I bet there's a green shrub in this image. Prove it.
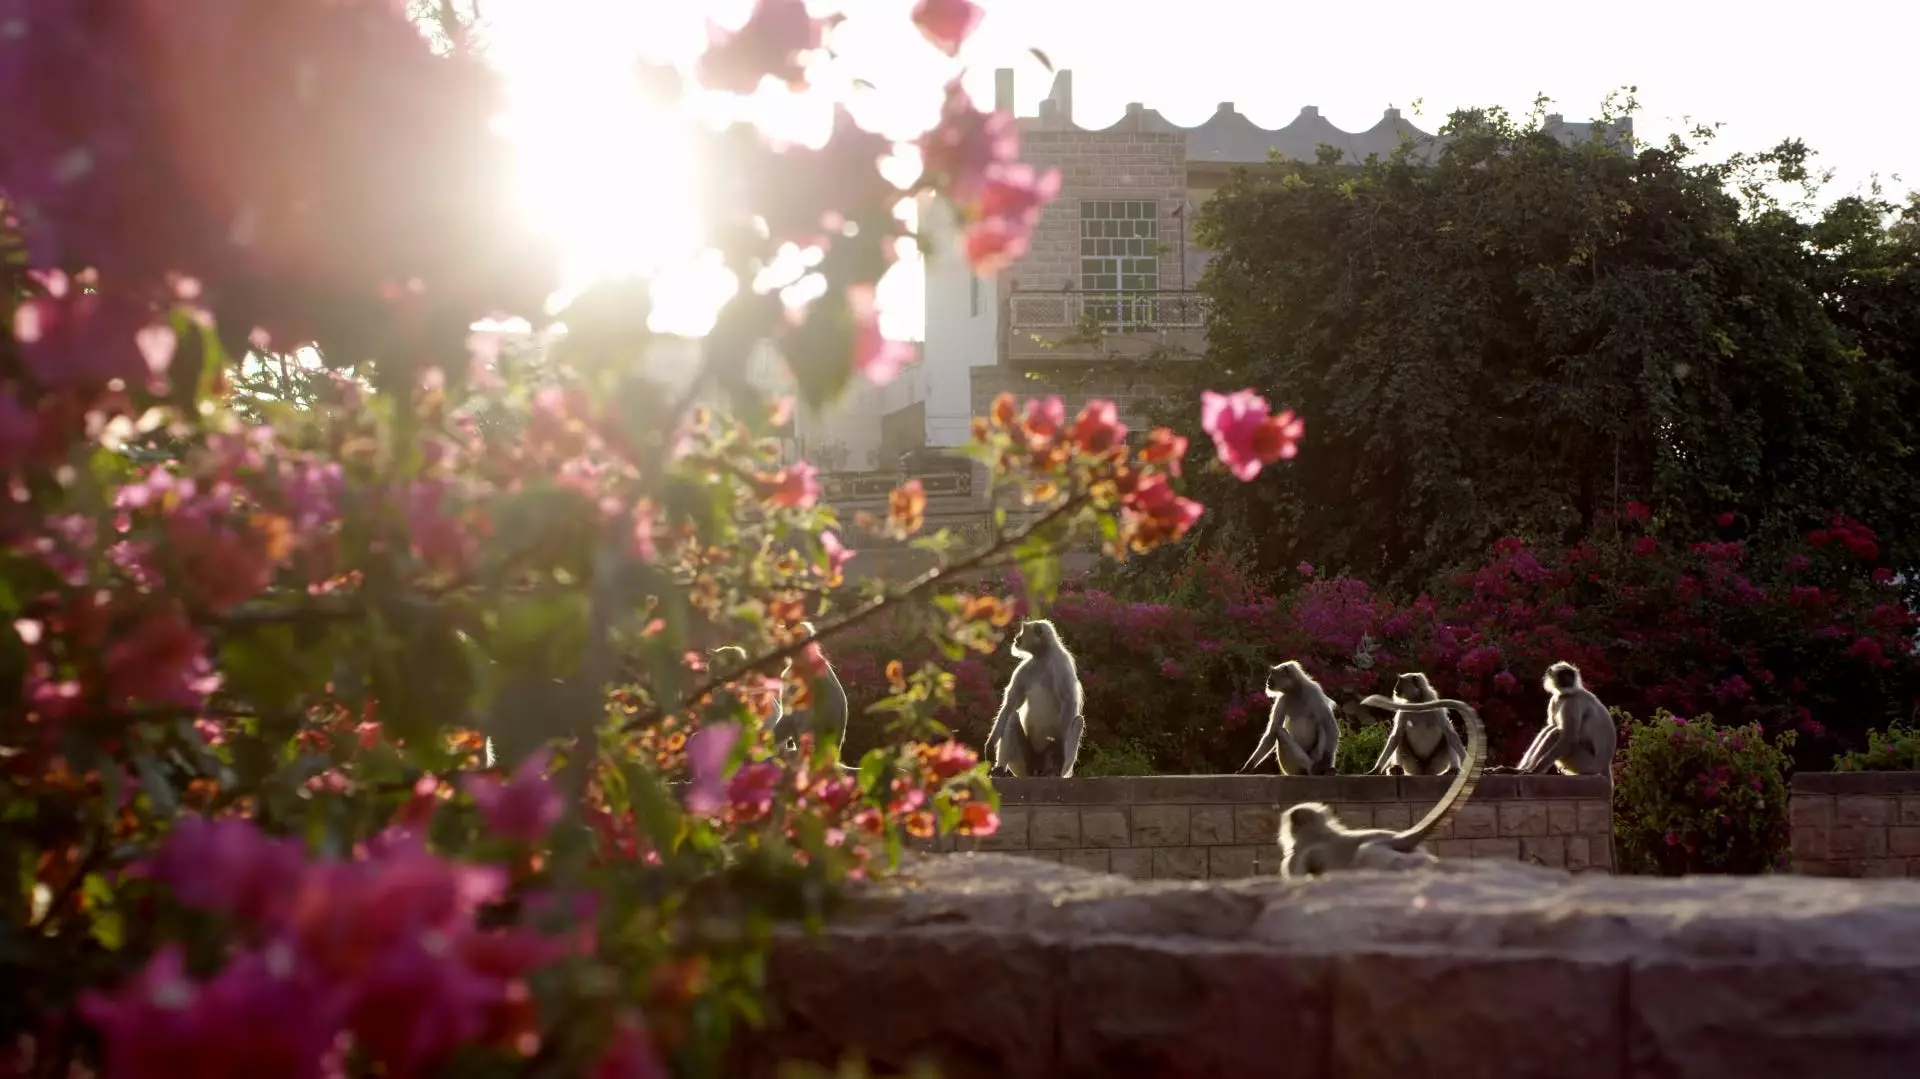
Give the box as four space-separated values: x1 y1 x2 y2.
1075 737 1160 777
1335 718 1391 775
1832 723 1920 771
1613 708 1794 875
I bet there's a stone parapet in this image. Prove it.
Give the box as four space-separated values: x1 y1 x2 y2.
923 774 1615 878
1789 770 1920 878
738 852 1920 1078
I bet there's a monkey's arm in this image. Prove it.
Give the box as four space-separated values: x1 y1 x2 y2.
1516 727 1565 775
1238 717 1280 774
1058 713 1084 779
1442 716 1467 769
1367 720 1404 775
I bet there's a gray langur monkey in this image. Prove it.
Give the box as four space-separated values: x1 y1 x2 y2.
1237 660 1339 776
1365 671 1467 777
768 623 853 770
708 645 785 731
984 619 1085 778
1278 693 1486 879
1490 661 1618 776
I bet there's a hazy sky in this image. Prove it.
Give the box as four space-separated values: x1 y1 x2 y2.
484 0 1919 340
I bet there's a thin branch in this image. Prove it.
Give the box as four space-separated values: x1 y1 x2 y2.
623 491 1088 733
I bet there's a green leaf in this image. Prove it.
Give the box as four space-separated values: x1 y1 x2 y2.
81 874 124 950
132 751 177 818
856 748 888 800
491 591 591 677
1012 533 1062 611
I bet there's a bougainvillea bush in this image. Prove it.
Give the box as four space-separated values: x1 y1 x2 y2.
830 505 1920 775
1832 724 1920 772
1611 709 1795 876
0 2 1310 1077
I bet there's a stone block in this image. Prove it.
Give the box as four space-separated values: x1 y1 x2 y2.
1576 800 1612 835
1432 839 1473 858
1888 827 1920 858
1470 838 1522 861
1900 795 1920 826
1109 848 1153 880
1858 859 1908 879
1499 802 1550 837
1789 793 1834 832
978 808 1030 851
1452 803 1498 839
1058 941 1332 1079
1190 805 1235 846
1152 848 1207 881
1591 838 1615 871
1836 795 1894 828
1233 805 1279 844
1333 954 1624 1079
1060 849 1111 875
1790 822 1829 862
1330 802 1375 828
1132 805 1190 847
1548 802 1579 835
1566 836 1593 871
1030 808 1081 849
1080 808 1130 847
1371 802 1412 830
1209 846 1258 879
1828 827 1887 859
1019 850 1061 864
1521 836 1567 868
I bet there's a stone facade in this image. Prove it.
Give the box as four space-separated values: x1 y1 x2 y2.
739 852 1920 1079
1004 127 1189 297
1789 771 1920 878
923 774 1615 879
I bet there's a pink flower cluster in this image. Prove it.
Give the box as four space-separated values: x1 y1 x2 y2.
81 811 659 1079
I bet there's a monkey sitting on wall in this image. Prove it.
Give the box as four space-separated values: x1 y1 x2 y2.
1487 661 1618 776
984 619 1085 778
1238 660 1340 776
1278 691 1486 878
769 622 853 769
1364 671 1466 777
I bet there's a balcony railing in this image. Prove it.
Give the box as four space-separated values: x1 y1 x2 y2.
1003 289 1208 363
1007 289 1207 334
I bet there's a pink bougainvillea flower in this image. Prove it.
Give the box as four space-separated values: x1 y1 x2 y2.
695 0 831 94
818 529 855 584
726 761 783 820
1715 511 1736 527
923 739 979 781
463 747 564 843
1622 501 1652 522
684 723 742 817
1199 389 1304 482
1138 428 1188 476
1070 399 1127 455
753 461 821 509
149 815 309 925
1020 396 1066 446
79 944 345 1079
103 607 220 711
1632 536 1657 556
911 0 985 56
849 284 914 386
917 80 1019 208
593 1011 671 1079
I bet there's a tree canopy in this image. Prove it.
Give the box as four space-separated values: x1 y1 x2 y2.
1178 103 1920 595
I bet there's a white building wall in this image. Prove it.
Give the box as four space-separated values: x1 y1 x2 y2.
917 196 999 447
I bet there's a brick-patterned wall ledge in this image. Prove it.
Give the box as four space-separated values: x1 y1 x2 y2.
1790 770 1920 878
939 774 1614 878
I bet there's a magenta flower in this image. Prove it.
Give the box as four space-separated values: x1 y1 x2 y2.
149 815 308 924
911 0 985 56
462 748 564 843
685 723 742 816
1200 389 1304 482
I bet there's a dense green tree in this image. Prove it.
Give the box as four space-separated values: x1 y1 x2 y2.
1164 102 1920 596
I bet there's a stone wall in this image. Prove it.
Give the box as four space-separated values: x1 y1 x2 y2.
1006 127 1189 295
933 774 1615 878
739 853 1920 1079
1789 770 1920 878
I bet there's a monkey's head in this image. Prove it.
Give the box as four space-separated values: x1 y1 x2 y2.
1281 801 1335 843
1011 619 1059 657
1392 672 1436 703
1265 660 1304 696
1544 661 1582 693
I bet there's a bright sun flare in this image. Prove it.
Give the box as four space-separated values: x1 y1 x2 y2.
481 1 930 343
